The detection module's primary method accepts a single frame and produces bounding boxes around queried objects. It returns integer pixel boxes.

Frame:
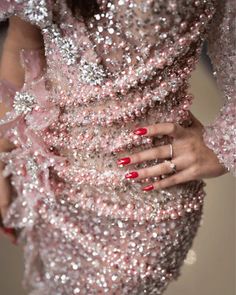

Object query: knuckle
[132,152,142,163]
[191,165,199,177]
[189,153,197,163]
[153,147,161,158]
[188,140,195,151]
[148,124,156,135]
[170,176,177,185]
[143,168,152,178]
[161,145,169,158]
[153,124,159,134]
[138,168,148,178]
[158,178,169,189]
[155,180,163,189]
[169,123,177,134]
[163,161,170,172]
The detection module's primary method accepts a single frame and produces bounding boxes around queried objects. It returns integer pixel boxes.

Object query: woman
[0,0,235,294]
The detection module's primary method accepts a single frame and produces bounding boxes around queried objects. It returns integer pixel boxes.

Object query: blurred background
[0,22,235,295]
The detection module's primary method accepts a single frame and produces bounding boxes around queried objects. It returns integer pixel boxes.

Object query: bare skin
[0,16,45,242]
[117,113,228,191]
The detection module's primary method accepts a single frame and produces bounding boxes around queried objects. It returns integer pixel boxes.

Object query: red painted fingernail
[125,171,139,179]
[2,227,17,245]
[3,227,15,235]
[117,157,131,166]
[142,184,154,191]
[133,127,147,135]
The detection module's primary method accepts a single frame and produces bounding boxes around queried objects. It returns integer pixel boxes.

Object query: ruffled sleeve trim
[203,0,236,176]
[203,99,236,176]
[0,0,53,28]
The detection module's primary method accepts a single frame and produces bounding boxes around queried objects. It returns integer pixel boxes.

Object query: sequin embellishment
[13,91,36,115]
[79,58,107,85]
[0,0,235,294]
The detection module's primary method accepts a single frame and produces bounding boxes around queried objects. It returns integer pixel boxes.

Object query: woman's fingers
[125,157,184,179]
[118,144,174,166]
[142,167,197,191]
[133,122,186,138]
[117,141,190,167]
[188,112,204,131]
[117,122,186,167]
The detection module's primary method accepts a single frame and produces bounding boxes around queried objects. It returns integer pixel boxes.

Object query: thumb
[188,111,204,131]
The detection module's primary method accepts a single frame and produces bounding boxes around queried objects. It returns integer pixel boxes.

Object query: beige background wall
[0,25,235,295]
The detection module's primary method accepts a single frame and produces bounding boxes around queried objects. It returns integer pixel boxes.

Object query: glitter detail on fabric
[0,0,235,294]
[13,91,36,115]
[203,0,236,175]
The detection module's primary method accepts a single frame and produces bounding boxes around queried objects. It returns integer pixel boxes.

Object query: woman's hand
[117,113,228,191]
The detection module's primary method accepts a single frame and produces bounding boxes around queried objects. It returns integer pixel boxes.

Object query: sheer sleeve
[0,1,18,22]
[0,0,52,28]
[203,0,236,176]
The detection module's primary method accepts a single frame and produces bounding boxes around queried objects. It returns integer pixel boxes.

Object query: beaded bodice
[0,0,235,218]
[0,1,235,294]
[0,0,235,216]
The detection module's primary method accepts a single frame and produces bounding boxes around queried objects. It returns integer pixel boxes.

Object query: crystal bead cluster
[13,91,36,115]
[79,58,107,85]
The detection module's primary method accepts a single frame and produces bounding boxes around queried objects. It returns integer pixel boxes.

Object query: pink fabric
[0,0,235,294]
[203,0,236,175]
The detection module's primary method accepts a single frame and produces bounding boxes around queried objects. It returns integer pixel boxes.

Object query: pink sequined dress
[0,1,235,294]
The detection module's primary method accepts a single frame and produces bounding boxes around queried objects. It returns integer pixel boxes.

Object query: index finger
[133,122,185,138]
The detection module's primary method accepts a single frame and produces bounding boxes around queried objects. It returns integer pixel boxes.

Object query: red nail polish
[117,157,131,166]
[3,227,15,235]
[2,227,17,244]
[125,171,139,179]
[142,184,154,191]
[133,127,147,135]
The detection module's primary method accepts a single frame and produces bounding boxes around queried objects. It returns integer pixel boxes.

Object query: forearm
[0,16,45,87]
[0,16,45,152]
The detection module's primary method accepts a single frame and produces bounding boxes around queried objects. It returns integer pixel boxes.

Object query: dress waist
[48,175,206,223]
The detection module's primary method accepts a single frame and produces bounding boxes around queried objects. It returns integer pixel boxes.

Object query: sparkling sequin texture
[0,0,235,294]
[13,91,36,114]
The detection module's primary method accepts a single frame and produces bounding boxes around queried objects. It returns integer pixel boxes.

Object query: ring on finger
[169,143,174,159]
[164,159,177,174]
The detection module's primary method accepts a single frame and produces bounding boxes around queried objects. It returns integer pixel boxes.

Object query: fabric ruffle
[0,1,234,294]
[0,0,52,28]
[203,100,236,176]
[203,0,236,175]
[0,48,66,230]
